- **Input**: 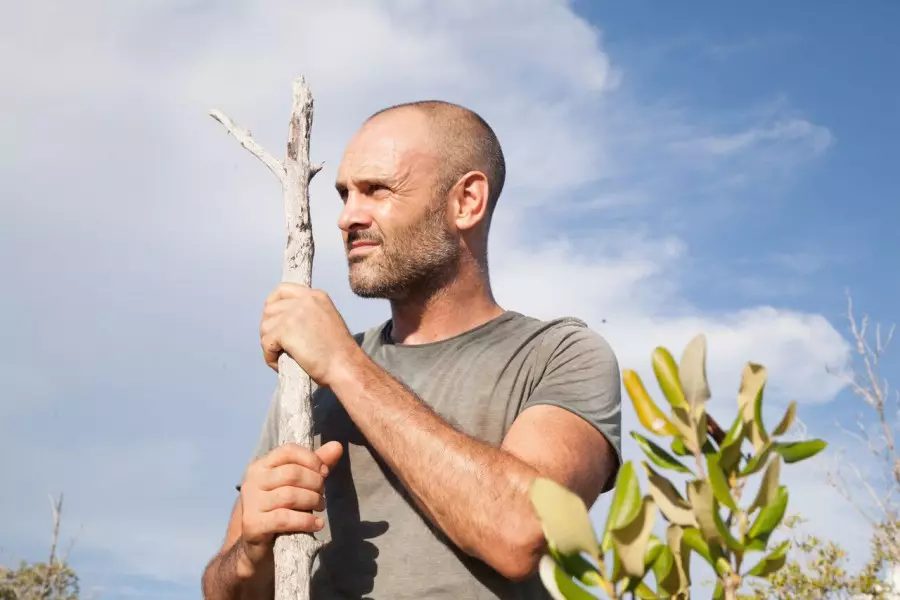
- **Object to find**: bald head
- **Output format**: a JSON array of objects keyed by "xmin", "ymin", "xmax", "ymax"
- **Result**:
[
  {"xmin": 335, "ymin": 101, "xmax": 504, "ymax": 300},
  {"xmin": 366, "ymin": 100, "xmax": 506, "ymax": 215}
]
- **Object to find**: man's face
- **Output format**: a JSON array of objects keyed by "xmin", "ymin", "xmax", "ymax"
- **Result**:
[{"xmin": 334, "ymin": 110, "xmax": 460, "ymax": 299}]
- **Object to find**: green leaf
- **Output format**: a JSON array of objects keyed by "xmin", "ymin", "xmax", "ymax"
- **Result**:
[
  {"xmin": 530, "ymin": 478, "xmax": 599, "ymax": 561},
  {"xmin": 748, "ymin": 455, "xmax": 782, "ymax": 514},
  {"xmin": 651, "ymin": 546, "xmax": 676, "ymax": 592},
  {"xmin": 706, "ymin": 453, "xmax": 737, "ymax": 511},
  {"xmin": 623, "ymin": 370, "xmax": 679, "ymax": 436},
  {"xmin": 547, "ymin": 543, "xmax": 604, "ymax": 588},
  {"xmin": 687, "ymin": 480, "xmax": 722, "ymax": 545},
  {"xmin": 642, "ymin": 462, "xmax": 698, "ymax": 528},
  {"xmin": 611, "ymin": 497, "xmax": 657, "ymax": 578},
  {"xmin": 671, "ymin": 437, "xmax": 691, "ymax": 456},
  {"xmin": 771, "ymin": 401, "xmax": 797, "ymax": 437},
  {"xmin": 672, "ymin": 405, "xmax": 701, "ymax": 454},
  {"xmin": 650, "ymin": 527, "xmax": 691, "ymax": 597},
  {"xmin": 666, "ymin": 524, "xmax": 691, "ymax": 595},
  {"xmin": 632, "ymin": 432, "xmax": 692, "ymax": 474},
  {"xmin": 688, "ymin": 476, "xmax": 743, "ymax": 553},
  {"xmin": 718, "ymin": 414, "xmax": 746, "ymax": 473},
  {"xmin": 713, "ymin": 504, "xmax": 744, "ymax": 553},
  {"xmin": 722, "ymin": 411, "xmax": 745, "ymax": 446},
  {"xmin": 682, "ymin": 527, "xmax": 714, "ymax": 566},
  {"xmin": 743, "ymin": 540, "xmax": 790, "ymax": 578},
  {"xmin": 643, "ymin": 535, "xmax": 664, "ymax": 568},
  {"xmin": 622, "ymin": 573, "xmax": 655, "ymax": 598},
  {"xmin": 602, "ymin": 462, "xmax": 642, "ymax": 552},
  {"xmin": 686, "ymin": 478, "xmax": 744, "ymax": 552},
  {"xmin": 633, "ymin": 581, "xmax": 663, "ymax": 599},
  {"xmin": 773, "ymin": 440, "xmax": 827, "ymax": 463},
  {"xmin": 714, "ymin": 556, "xmax": 733, "ymax": 578},
  {"xmin": 695, "ymin": 409, "xmax": 709, "ymax": 453},
  {"xmin": 747, "ymin": 485, "xmax": 789, "ymax": 543},
  {"xmin": 737, "ymin": 362, "xmax": 769, "ymax": 451},
  {"xmin": 739, "ymin": 441, "xmax": 773, "ymax": 478},
  {"xmin": 538, "ymin": 555, "xmax": 600, "ymax": 600},
  {"xmin": 610, "ymin": 546, "xmax": 624, "ymax": 582},
  {"xmin": 679, "ymin": 334, "xmax": 711, "ymax": 411},
  {"xmin": 652, "ymin": 347, "xmax": 688, "ymax": 409}
]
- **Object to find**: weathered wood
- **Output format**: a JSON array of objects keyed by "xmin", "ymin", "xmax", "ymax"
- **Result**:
[{"xmin": 210, "ymin": 76, "xmax": 322, "ymax": 600}]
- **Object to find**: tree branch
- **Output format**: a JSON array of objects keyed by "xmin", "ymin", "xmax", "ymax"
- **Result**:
[
  {"xmin": 208, "ymin": 109, "xmax": 286, "ymax": 181},
  {"xmin": 210, "ymin": 75, "xmax": 321, "ymax": 600}
]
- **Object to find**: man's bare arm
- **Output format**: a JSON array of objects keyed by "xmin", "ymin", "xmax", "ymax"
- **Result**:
[
  {"xmin": 327, "ymin": 354, "xmax": 618, "ymax": 580},
  {"xmin": 201, "ymin": 498, "xmax": 275, "ymax": 600},
  {"xmin": 201, "ymin": 442, "xmax": 340, "ymax": 599}
]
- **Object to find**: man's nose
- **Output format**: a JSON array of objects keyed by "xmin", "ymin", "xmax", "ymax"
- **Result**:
[{"xmin": 337, "ymin": 193, "xmax": 374, "ymax": 232}]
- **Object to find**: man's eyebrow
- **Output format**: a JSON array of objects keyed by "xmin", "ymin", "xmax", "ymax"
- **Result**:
[{"xmin": 336, "ymin": 175, "xmax": 395, "ymax": 192}]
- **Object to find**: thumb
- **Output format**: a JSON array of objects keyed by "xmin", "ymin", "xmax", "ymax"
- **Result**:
[{"xmin": 315, "ymin": 440, "xmax": 344, "ymax": 473}]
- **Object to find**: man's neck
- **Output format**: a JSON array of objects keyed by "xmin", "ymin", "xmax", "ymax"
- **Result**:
[{"xmin": 387, "ymin": 267, "xmax": 504, "ymax": 346}]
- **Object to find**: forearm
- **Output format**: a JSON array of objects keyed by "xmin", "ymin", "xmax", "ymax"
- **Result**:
[
  {"xmin": 328, "ymin": 353, "xmax": 545, "ymax": 578},
  {"xmin": 202, "ymin": 537, "xmax": 273, "ymax": 600}
]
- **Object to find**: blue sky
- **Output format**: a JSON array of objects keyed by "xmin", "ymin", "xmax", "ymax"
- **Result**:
[
  {"xmin": 582, "ymin": 0, "xmax": 900, "ymax": 317},
  {"xmin": 1, "ymin": 1, "xmax": 897, "ymax": 598}
]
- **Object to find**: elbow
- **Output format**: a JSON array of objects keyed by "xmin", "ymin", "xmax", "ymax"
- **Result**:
[
  {"xmin": 486, "ymin": 516, "xmax": 546, "ymax": 582},
  {"xmin": 496, "ymin": 553, "xmax": 542, "ymax": 582}
]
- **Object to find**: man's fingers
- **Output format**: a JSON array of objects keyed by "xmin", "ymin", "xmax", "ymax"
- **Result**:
[
  {"xmin": 315, "ymin": 441, "xmax": 344, "ymax": 473},
  {"xmin": 261, "ymin": 298, "xmax": 299, "ymax": 322},
  {"xmin": 259, "ymin": 314, "xmax": 285, "ymax": 351},
  {"xmin": 261, "ymin": 486, "xmax": 323, "ymax": 513},
  {"xmin": 263, "ymin": 508, "xmax": 325, "ymax": 535},
  {"xmin": 262, "ymin": 443, "xmax": 325, "ymax": 474},
  {"xmin": 265, "ymin": 283, "xmax": 306, "ymax": 306},
  {"xmin": 261, "ymin": 463, "xmax": 325, "ymax": 493}
]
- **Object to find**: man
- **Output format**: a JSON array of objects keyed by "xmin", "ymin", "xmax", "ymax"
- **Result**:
[{"xmin": 201, "ymin": 100, "xmax": 622, "ymax": 599}]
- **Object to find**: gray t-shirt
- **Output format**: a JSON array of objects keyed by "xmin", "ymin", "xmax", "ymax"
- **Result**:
[{"xmin": 248, "ymin": 310, "xmax": 622, "ymax": 599}]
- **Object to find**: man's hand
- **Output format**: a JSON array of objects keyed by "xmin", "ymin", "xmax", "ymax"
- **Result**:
[
  {"xmin": 238, "ymin": 441, "xmax": 344, "ymax": 569},
  {"xmin": 259, "ymin": 283, "xmax": 362, "ymax": 385}
]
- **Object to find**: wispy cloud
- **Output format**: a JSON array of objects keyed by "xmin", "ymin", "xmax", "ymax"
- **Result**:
[{"xmin": 670, "ymin": 118, "xmax": 834, "ymax": 159}]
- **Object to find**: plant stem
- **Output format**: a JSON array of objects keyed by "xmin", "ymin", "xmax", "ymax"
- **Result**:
[
  {"xmin": 723, "ymin": 573, "xmax": 742, "ymax": 600},
  {"xmin": 689, "ymin": 410, "xmax": 707, "ymax": 479},
  {"xmin": 596, "ymin": 558, "xmax": 617, "ymax": 599},
  {"xmin": 693, "ymin": 450, "xmax": 707, "ymax": 481}
]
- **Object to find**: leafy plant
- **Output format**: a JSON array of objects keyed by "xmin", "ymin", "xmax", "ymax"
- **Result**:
[
  {"xmin": 0, "ymin": 494, "xmax": 81, "ymax": 600},
  {"xmin": 529, "ymin": 334, "xmax": 827, "ymax": 599},
  {"xmin": 746, "ymin": 515, "xmax": 898, "ymax": 599},
  {"xmin": 0, "ymin": 561, "xmax": 79, "ymax": 600}
]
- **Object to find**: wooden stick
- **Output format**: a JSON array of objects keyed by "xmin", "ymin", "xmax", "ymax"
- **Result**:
[{"xmin": 210, "ymin": 75, "xmax": 322, "ymax": 600}]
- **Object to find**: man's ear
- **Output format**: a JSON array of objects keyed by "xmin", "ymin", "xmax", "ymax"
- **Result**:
[{"xmin": 452, "ymin": 171, "xmax": 490, "ymax": 231}]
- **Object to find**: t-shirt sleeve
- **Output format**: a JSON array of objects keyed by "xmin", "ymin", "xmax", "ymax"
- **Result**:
[
  {"xmin": 520, "ymin": 321, "xmax": 623, "ymax": 492},
  {"xmin": 236, "ymin": 390, "xmax": 280, "ymax": 491},
  {"xmin": 252, "ymin": 389, "xmax": 281, "ymax": 462}
]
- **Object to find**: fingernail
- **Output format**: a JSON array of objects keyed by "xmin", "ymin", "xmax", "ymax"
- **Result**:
[
  {"xmin": 315, "ymin": 517, "xmax": 324, "ymax": 529},
  {"xmin": 320, "ymin": 465, "xmax": 329, "ymax": 476}
]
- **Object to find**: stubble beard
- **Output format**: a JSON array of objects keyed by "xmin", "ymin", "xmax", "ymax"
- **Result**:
[{"xmin": 347, "ymin": 200, "xmax": 460, "ymax": 301}]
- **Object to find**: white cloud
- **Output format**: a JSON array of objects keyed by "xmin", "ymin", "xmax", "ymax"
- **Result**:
[
  {"xmin": 0, "ymin": 0, "xmax": 860, "ymax": 595},
  {"xmin": 493, "ymin": 229, "xmax": 851, "ymax": 405},
  {"xmin": 671, "ymin": 118, "xmax": 834, "ymax": 159}
]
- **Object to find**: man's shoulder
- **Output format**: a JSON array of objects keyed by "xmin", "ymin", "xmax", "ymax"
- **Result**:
[{"xmin": 505, "ymin": 311, "xmax": 617, "ymax": 361}]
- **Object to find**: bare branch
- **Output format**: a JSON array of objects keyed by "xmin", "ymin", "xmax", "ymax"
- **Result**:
[
  {"xmin": 211, "ymin": 76, "xmax": 321, "ymax": 600},
  {"xmin": 208, "ymin": 109, "xmax": 286, "ymax": 181},
  {"xmin": 37, "ymin": 493, "xmax": 64, "ymax": 598},
  {"xmin": 826, "ymin": 290, "xmax": 900, "ymax": 563}
]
